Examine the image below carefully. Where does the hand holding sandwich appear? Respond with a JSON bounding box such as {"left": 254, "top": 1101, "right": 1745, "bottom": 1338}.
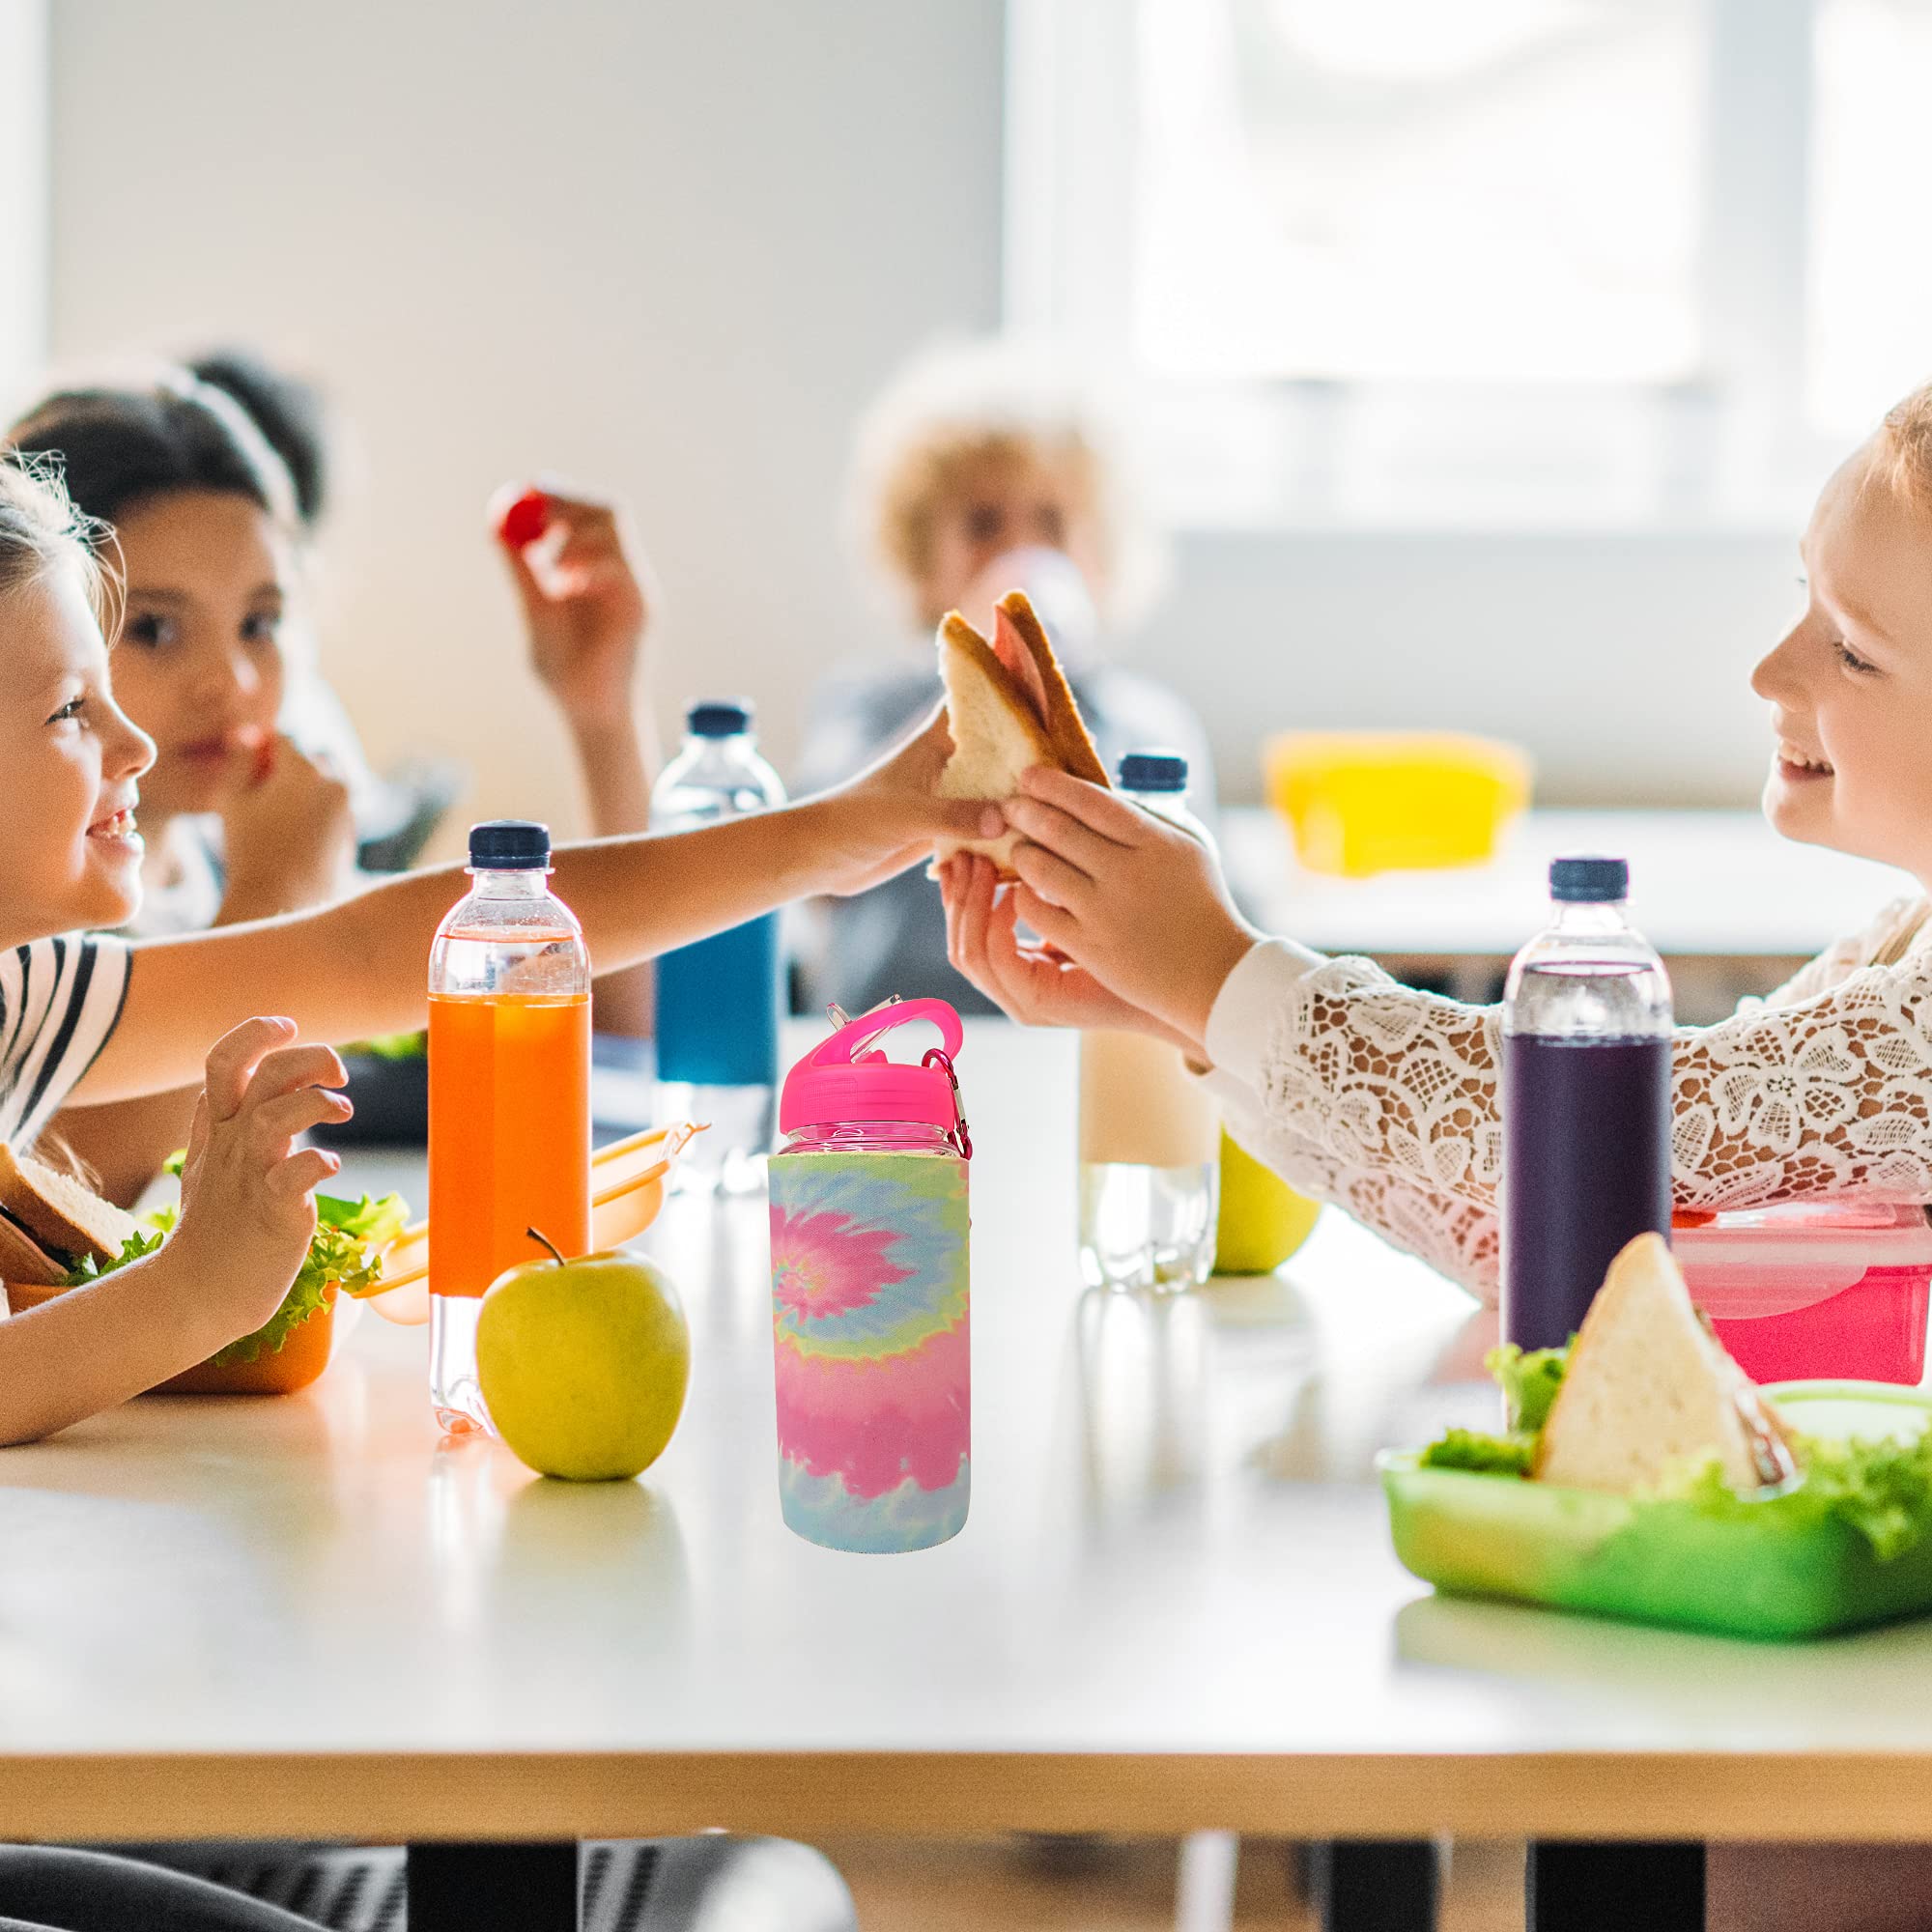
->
{"left": 0, "top": 1018, "right": 349, "bottom": 1444}
{"left": 929, "top": 587, "right": 1259, "bottom": 1046}
{"left": 805, "top": 705, "right": 1007, "bottom": 897}
{"left": 992, "top": 766, "right": 1262, "bottom": 1046}
{"left": 938, "top": 850, "right": 1202, "bottom": 1052}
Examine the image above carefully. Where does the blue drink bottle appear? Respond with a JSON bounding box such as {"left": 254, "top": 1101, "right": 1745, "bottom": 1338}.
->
{"left": 652, "top": 700, "right": 786, "bottom": 1193}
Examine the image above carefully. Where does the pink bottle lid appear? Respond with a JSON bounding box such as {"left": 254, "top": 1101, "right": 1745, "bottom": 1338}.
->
{"left": 780, "top": 998, "right": 969, "bottom": 1151}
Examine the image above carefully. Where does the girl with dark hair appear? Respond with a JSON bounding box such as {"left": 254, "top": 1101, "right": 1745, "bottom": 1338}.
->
{"left": 185, "top": 347, "right": 331, "bottom": 529}
{"left": 9, "top": 369, "right": 663, "bottom": 1197}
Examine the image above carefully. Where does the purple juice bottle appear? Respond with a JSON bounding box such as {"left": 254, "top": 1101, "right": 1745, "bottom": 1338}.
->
{"left": 1501, "top": 856, "right": 1673, "bottom": 1351}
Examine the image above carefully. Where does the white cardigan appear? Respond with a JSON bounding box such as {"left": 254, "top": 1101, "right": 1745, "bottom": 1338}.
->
{"left": 1197, "top": 897, "right": 1932, "bottom": 1304}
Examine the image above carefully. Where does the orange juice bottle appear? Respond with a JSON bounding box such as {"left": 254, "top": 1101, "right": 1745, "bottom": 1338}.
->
{"left": 427, "top": 820, "right": 591, "bottom": 1433}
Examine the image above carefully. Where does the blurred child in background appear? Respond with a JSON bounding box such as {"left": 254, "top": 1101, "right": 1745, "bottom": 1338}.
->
{"left": 794, "top": 337, "right": 1212, "bottom": 1017}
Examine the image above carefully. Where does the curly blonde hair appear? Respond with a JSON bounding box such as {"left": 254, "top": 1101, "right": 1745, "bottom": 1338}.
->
{"left": 848, "top": 337, "right": 1166, "bottom": 628}
{"left": 1879, "top": 382, "right": 1932, "bottom": 511}
{"left": 0, "top": 453, "right": 113, "bottom": 629}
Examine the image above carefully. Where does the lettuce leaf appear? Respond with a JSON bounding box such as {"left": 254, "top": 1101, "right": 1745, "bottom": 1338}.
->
{"left": 1657, "top": 1431, "right": 1932, "bottom": 1562}
{"left": 61, "top": 1217, "right": 172, "bottom": 1287}
{"left": 343, "top": 1030, "right": 427, "bottom": 1061}
{"left": 1418, "top": 1428, "right": 1537, "bottom": 1477}
{"left": 59, "top": 1191, "right": 410, "bottom": 1368}
{"left": 1485, "top": 1342, "right": 1569, "bottom": 1434}
{"left": 1412, "top": 1344, "right": 1566, "bottom": 1475}
{"left": 210, "top": 1190, "right": 411, "bottom": 1366}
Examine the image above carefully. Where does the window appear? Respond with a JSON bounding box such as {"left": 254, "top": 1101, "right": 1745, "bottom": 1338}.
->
{"left": 1007, "top": 0, "right": 1932, "bottom": 529}
{"left": 1809, "top": 0, "right": 1932, "bottom": 432}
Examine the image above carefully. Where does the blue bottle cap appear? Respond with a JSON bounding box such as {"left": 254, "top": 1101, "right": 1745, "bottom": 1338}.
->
{"left": 1117, "top": 750, "right": 1188, "bottom": 793}
{"left": 1550, "top": 855, "right": 1629, "bottom": 902}
{"left": 687, "top": 699, "right": 754, "bottom": 737}
{"left": 468, "top": 819, "right": 551, "bottom": 869}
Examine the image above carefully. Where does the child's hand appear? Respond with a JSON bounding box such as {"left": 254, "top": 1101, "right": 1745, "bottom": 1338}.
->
{"left": 491, "top": 480, "right": 655, "bottom": 734}
{"left": 938, "top": 854, "right": 1201, "bottom": 1050}
{"left": 1003, "top": 767, "right": 1261, "bottom": 1044}
{"left": 805, "top": 706, "right": 1007, "bottom": 895}
{"left": 220, "top": 734, "right": 358, "bottom": 919}
{"left": 169, "top": 1018, "right": 352, "bottom": 1340}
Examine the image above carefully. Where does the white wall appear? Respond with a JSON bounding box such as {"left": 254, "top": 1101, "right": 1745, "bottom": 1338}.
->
{"left": 45, "top": 0, "right": 1790, "bottom": 828}
{"left": 45, "top": 0, "right": 1006, "bottom": 846}
{"left": 1132, "top": 529, "right": 1794, "bottom": 809}
{"left": 0, "top": 0, "right": 49, "bottom": 391}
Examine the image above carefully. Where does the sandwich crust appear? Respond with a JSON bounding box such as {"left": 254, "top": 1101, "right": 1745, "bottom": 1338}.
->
{"left": 935, "top": 590, "right": 1109, "bottom": 878}
{"left": 0, "top": 1209, "right": 67, "bottom": 1287}
{"left": 0, "top": 1143, "right": 138, "bottom": 1264}
{"left": 993, "top": 590, "right": 1109, "bottom": 786}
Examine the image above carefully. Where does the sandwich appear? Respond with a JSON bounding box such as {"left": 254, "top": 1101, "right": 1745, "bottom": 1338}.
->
{"left": 0, "top": 1146, "right": 408, "bottom": 1396}
{"left": 1418, "top": 1233, "right": 1799, "bottom": 1493}
{"left": 1531, "top": 1233, "right": 1797, "bottom": 1494}
{"left": 935, "top": 587, "right": 1109, "bottom": 877}
{"left": 0, "top": 1143, "right": 140, "bottom": 1286}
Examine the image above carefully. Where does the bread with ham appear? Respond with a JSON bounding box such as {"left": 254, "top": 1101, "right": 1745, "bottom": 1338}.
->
{"left": 935, "top": 588, "right": 1109, "bottom": 877}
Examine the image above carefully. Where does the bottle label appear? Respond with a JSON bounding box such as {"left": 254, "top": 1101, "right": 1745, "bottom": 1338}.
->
{"left": 656, "top": 912, "right": 781, "bottom": 1085}
{"left": 768, "top": 1150, "right": 970, "bottom": 1552}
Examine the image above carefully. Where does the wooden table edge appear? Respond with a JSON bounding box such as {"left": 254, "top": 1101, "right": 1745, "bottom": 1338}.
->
{"left": 0, "top": 1751, "right": 1923, "bottom": 1842}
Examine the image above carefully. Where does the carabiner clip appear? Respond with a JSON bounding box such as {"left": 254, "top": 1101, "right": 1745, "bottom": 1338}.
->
{"left": 923, "top": 1046, "right": 973, "bottom": 1161}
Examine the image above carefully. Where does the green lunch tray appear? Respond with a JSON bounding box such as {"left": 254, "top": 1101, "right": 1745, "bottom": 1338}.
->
{"left": 1380, "top": 1381, "right": 1932, "bottom": 1641}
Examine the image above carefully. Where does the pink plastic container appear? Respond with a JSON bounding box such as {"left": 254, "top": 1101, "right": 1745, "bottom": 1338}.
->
{"left": 1676, "top": 1202, "right": 1932, "bottom": 1385}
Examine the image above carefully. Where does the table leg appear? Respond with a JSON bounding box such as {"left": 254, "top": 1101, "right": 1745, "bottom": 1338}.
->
{"left": 1310, "top": 1839, "right": 1440, "bottom": 1932}
{"left": 1526, "top": 1841, "right": 1704, "bottom": 1932}
{"left": 407, "top": 1841, "right": 581, "bottom": 1931}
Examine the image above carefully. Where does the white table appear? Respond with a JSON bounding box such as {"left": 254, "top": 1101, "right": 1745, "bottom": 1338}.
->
{"left": 1222, "top": 808, "right": 1918, "bottom": 1010}
{"left": 5, "top": 1023, "right": 1932, "bottom": 1925}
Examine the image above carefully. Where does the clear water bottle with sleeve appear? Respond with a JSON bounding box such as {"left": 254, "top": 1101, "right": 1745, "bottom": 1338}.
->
{"left": 1077, "top": 752, "right": 1221, "bottom": 1292}
{"left": 769, "top": 998, "right": 973, "bottom": 1551}
{"left": 652, "top": 700, "right": 787, "bottom": 1193}
{"left": 1501, "top": 855, "right": 1674, "bottom": 1351}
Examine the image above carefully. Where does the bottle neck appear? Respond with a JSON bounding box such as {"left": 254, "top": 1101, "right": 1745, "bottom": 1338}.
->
{"left": 465, "top": 867, "right": 552, "bottom": 901}
{"left": 782, "top": 1120, "right": 956, "bottom": 1156}
{"left": 689, "top": 730, "right": 754, "bottom": 755}
{"left": 1546, "top": 896, "right": 1634, "bottom": 937}
{"left": 1123, "top": 785, "right": 1191, "bottom": 827}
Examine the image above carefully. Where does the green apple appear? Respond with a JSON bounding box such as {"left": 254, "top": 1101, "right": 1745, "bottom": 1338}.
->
{"left": 1215, "top": 1130, "right": 1321, "bottom": 1275}
{"left": 476, "top": 1243, "right": 691, "bottom": 1482}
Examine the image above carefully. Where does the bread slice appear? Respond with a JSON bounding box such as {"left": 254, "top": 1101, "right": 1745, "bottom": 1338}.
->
{"left": 1534, "top": 1232, "right": 1796, "bottom": 1495}
{"left": 0, "top": 1207, "right": 69, "bottom": 1288}
{"left": 936, "top": 588, "right": 1108, "bottom": 877}
{"left": 0, "top": 1142, "right": 138, "bottom": 1265}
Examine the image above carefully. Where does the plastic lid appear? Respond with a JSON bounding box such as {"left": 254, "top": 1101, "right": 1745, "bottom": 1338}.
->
{"left": 1675, "top": 1200, "right": 1932, "bottom": 1249}
{"left": 1550, "top": 854, "right": 1628, "bottom": 902}
{"left": 468, "top": 819, "right": 551, "bottom": 868}
{"left": 780, "top": 999, "right": 965, "bottom": 1136}
{"left": 687, "top": 699, "right": 754, "bottom": 738}
{"left": 1118, "top": 750, "right": 1188, "bottom": 793}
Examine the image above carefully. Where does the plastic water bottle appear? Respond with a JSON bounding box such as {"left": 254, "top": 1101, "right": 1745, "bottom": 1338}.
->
{"left": 428, "top": 820, "right": 591, "bottom": 1433}
{"left": 652, "top": 700, "right": 786, "bottom": 1192}
{"left": 1077, "top": 753, "right": 1221, "bottom": 1292}
{"left": 1502, "top": 855, "right": 1673, "bottom": 1351}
